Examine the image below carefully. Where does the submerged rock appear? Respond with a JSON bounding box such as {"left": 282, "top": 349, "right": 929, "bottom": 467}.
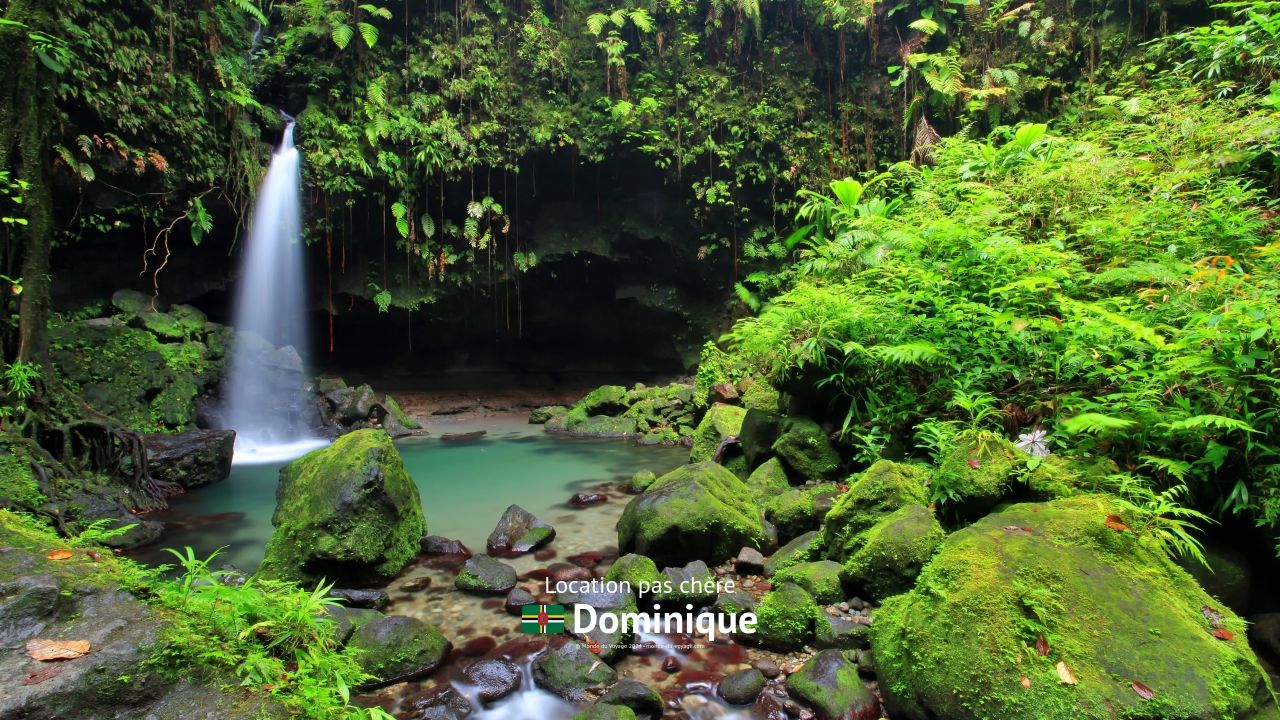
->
{"left": 486, "top": 504, "right": 556, "bottom": 556}
{"left": 349, "top": 615, "right": 450, "bottom": 689}
{"left": 257, "top": 429, "right": 426, "bottom": 584}
{"left": 143, "top": 429, "right": 235, "bottom": 489}
{"left": 617, "top": 461, "right": 765, "bottom": 567}
{"left": 871, "top": 495, "right": 1280, "bottom": 720}
{"left": 420, "top": 535, "right": 471, "bottom": 557}
{"left": 462, "top": 659, "right": 521, "bottom": 704}
{"left": 718, "top": 668, "right": 766, "bottom": 705}
{"left": 598, "top": 678, "right": 664, "bottom": 720}
{"left": 532, "top": 640, "right": 617, "bottom": 702}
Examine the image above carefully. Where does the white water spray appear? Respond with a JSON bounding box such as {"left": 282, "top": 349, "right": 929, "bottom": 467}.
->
{"left": 222, "top": 122, "right": 327, "bottom": 464}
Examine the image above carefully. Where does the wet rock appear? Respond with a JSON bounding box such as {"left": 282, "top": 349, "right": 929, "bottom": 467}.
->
{"left": 598, "top": 678, "right": 664, "bottom": 720}
{"left": 785, "top": 649, "right": 877, "bottom": 720}
{"left": 771, "top": 561, "right": 848, "bottom": 605}
{"left": 409, "top": 685, "right": 474, "bottom": 720}
{"left": 462, "top": 659, "right": 521, "bottom": 704}
{"left": 487, "top": 504, "right": 556, "bottom": 556}
{"left": 753, "top": 583, "right": 818, "bottom": 650}
{"left": 382, "top": 394, "right": 421, "bottom": 430}
{"left": 327, "top": 588, "right": 389, "bottom": 610}
{"left": 322, "top": 605, "right": 380, "bottom": 644}
{"left": 689, "top": 404, "right": 747, "bottom": 463}
{"left": 531, "top": 639, "right": 617, "bottom": 702}
{"left": 349, "top": 615, "right": 451, "bottom": 689}
{"left": 719, "top": 668, "right": 766, "bottom": 705}
{"left": 629, "top": 470, "right": 657, "bottom": 493}
{"left": 421, "top": 535, "right": 472, "bottom": 557}
{"left": 0, "top": 573, "right": 61, "bottom": 645}
{"left": 574, "top": 704, "right": 637, "bottom": 720}
{"left": 142, "top": 429, "right": 235, "bottom": 489}
{"left": 557, "top": 582, "right": 636, "bottom": 663}
{"left": 745, "top": 457, "right": 791, "bottom": 502}
{"left": 535, "top": 548, "right": 558, "bottom": 561}
{"left": 258, "top": 430, "right": 425, "bottom": 585}
{"left": 753, "top": 659, "right": 781, "bottom": 679}
{"left": 64, "top": 490, "right": 163, "bottom": 549}
{"left": 505, "top": 588, "right": 536, "bottom": 615}
{"left": 661, "top": 656, "right": 681, "bottom": 673}
{"left": 402, "top": 576, "right": 432, "bottom": 592}
{"left": 770, "top": 417, "right": 840, "bottom": 483}
{"left": 456, "top": 555, "right": 518, "bottom": 594}
{"left": 814, "top": 613, "right": 869, "bottom": 650}
{"left": 602, "top": 554, "right": 662, "bottom": 594}
{"left": 549, "top": 563, "right": 595, "bottom": 584}
{"left": 735, "top": 547, "right": 766, "bottom": 575}
{"left": 713, "top": 591, "right": 757, "bottom": 616}
{"left": 442, "top": 430, "right": 487, "bottom": 442}
{"left": 327, "top": 384, "right": 378, "bottom": 422}
{"left": 842, "top": 504, "right": 944, "bottom": 600}
{"left": 617, "top": 462, "right": 765, "bottom": 567}
{"left": 568, "top": 551, "right": 605, "bottom": 567}
{"left": 570, "top": 492, "right": 609, "bottom": 508}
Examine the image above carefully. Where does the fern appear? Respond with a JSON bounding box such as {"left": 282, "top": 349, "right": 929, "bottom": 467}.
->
{"left": 1059, "top": 412, "right": 1136, "bottom": 435}
{"left": 227, "top": 0, "right": 268, "bottom": 26}
{"left": 872, "top": 341, "right": 941, "bottom": 366}
{"left": 330, "top": 24, "right": 354, "bottom": 50}
{"left": 357, "top": 22, "right": 379, "bottom": 48}
{"left": 1160, "top": 415, "right": 1257, "bottom": 434}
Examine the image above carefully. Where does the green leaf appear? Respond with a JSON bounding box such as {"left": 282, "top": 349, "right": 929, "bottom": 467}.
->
{"left": 357, "top": 22, "right": 379, "bottom": 48}
{"left": 35, "top": 49, "right": 65, "bottom": 74}
{"left": 331, "top": 24, "right": 354, "bottom": 50}
{"left": 1160, "top": 415, "right": 1257, "bottom": 434}
{"left": 1058, "top": 413, "right": 1136, "bottom": 435}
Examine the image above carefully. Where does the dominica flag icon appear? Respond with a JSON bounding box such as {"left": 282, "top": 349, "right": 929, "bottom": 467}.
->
{"left": 520, "top": 604, "right": 566, "bottom": 634}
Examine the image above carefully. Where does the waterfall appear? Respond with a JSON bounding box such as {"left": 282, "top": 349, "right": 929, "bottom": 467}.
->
{"left": 221, "top": 122, "right": 327, "bottom": 464}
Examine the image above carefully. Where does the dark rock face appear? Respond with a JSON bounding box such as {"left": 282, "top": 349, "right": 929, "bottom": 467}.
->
{"left": 143, "top": 429, "right": 235, "bottom": 489}
{"left": 420, "top": 536, "right": 472, "bottom": 557}
{"left": 598, "top": 679, "right": 665, "bottom": 720}
{"left": 407, "top": 684, "right": 474, "bottom": 720}
{"left": 735, "top": 547, "right": 766, "bottom": 575}
{"left": 531, "top": 640, "right": 617, "bottom": 702}
{"left": 326, "top": 384, "right": 378, "bottom": 422}
{"left": 785, "top": 650, "right": 879, "bottom": 720}
{"left": 462, "top": 659, "right": 521, "bottom": 704}
{"left": 719, "top": 668, "right": 766, "bottom": 705}
{"left": 348, "top": 615, "right": 451, "bottom": 689}
{"left": 486, "top": 505, "right": 556, "bottom": 556}
{"left": 655, "top": 560, "right": 717, "bottom": 606}
{"left": 455, "top": 555, "right": 518, "bottom": 594}
{"left": 64, "top": 490, "right": 164, "bottom": 549}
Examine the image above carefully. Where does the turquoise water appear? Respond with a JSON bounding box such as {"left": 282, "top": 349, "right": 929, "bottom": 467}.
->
{"left": 141, "top": 415, "right": 687, "bottom": 571}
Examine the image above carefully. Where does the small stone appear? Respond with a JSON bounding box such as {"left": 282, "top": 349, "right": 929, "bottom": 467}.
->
{"left": 837, "top": 602, "right": 850, "bottom": 612}
{"left": 754, "top": 659, "right": 781, "bottom": 679}
{"left": 455, "top": 555, "right": 518, "bottom": 594}
{"left": 462, "top": 658, "right": 521, "bottom": 704}
{"left": 718, "top": 668, "right": 766, "bottom": 705}
{"left": 735, "top": 547, "right": 767, "bottom": 575}
{"left": 661, "top": 656, "right": 681, "bottom": 673}
{"left": 569, "top": 492, "right": 609, "bottom": 508}
{"left": 402, "top": 576, "right": 432, "bottom": 592}
{"left": 505, "top": 588, "right": 536, "bottom": 615}
{"left": 421, "top": 536, "right": 472, "bottom": 557}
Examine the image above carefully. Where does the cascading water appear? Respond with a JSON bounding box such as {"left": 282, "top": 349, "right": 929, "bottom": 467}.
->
{"left": 221, "top": 121, "right": 328, "bottom": 464}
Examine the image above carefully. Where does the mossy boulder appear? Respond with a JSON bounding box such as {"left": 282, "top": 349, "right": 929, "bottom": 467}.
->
{"left": 753, "top": 582, "right": 819, "bottom": 650}
{"left": 871, "top": 495, "right": 1280, "bottom": 720}
{"left": 532, "top": 640, "right": 618, "bottom": 702}
{"left": 629, "top": 470, "right": 657, "bottom": 492}
{"left": 381, "top": 394, "right": 420, "bottom": 430}
{"left": 771, "top": 417, "right": 840, "bottom": 482}
{"left": 821, "top": 460, "right": 928, "bottom": 563}
{"left": 603, "top": 554, "right": 662, "bottom": 594}
{"left": 348, "top": 615, "right": 450, "bottom": 688}
{"left": 598, "top": 678, "right": 664, "bottom": 719}
{"left": 843, "top": 504, "right": 944, "bottom": 599}
{"left": 689, "top": 404, "right": 747, "bottom": 463}
{"left": 617, "top": 461, "right": 765, "bottom": 566}
{"left": 739, "top": 377, "right": 781, "bottom": 413}
{"left": 765, "top": 483, "right": 841, "bottom": 541}
{"left": 785, "top": 649, "right": 878, "bottom": 720}
{"left": 258, "top": 430, "right": 425, "bottom": 584}
{"left": 933, "top": 431, "right": 1023, "bottom": 515}
{"left": 764, "top": 530, "right": 820, "bottom": 577}
{"left": 772, "top": 560, "right": 848, "bottom": 604}
{"left": 529, "top": 405, "right": 568, "bottom": 424}
{"left": 654, "top": 560, "right": 717, "bottom": 605}
{"left": 576, "top": 385, "right": 629, "bottom": 415}
{"left": 745, "top": 457, "right": 791, "bottom": 501}
{"left": 455, "top": 554, "right": 518, "bottom": 594}
{"left": 719, "top": 668, "right": 767, "bottom": 705}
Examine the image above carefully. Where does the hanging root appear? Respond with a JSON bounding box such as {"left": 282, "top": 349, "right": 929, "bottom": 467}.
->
{"left": 38, "top": 420, "right": 179, "bottom": 512}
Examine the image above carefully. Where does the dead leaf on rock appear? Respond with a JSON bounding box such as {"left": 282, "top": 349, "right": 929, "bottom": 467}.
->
{"left": 1211, "top": 628, "right": 1234, "bottom": 641}
{"left": 1104, "top": 515, "right": 1129, "bottom": 532}
{"left": 86, "top": 550, "right": 102, "bottom": 562}
{"left": 1202, "top": 605, "right": 1224, "bottom": 627}
{"left": 1056, "top": 661, "right": 1078, "bottom": 685}
{"left": 1132, "top": 680, "right": 1155, "bottom": 700}
{"left": 26, "top": 639, "right": 91, "bottom": 661}
{"left": 1020, "top": 675, "right": 1032, "bottom": 689}
{"left": 20, "top": 665, "right": 64, "bottom": 686}
{"left": 44, "top": 549, "right": 72, "bottom": 561}
{"left": 1036, "top": 633, "right": 1050, "bottom": 657}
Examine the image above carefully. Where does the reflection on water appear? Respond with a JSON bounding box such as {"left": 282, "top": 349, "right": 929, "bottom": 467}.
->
{"left": 138, "top": 414, "right": 686, "bottom": 571}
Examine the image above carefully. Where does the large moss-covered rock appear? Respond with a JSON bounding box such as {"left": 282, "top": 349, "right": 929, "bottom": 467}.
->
{"left": 765, "top": 483, "right": 841, "bottom": 541}
{"left": 772, "top": 560, "right": 848, "bottom": 604}
{"left": 745, "top": 457, "right": 791, "bottom": 501}
{"left": 617, "top": 462, "right": 765, "bottom": 566}
{"left": 771, "top": 417, "right": 840, "bottom": 482}
{"left": 532, "top": 640, "right": 618, "bottom": 702}
{"left": 689, "top": 404, "right": 747, "bottom": 463}
{"left": 603, "top": 553, "right": 662, "bottom": 593}
{"left": 764, "top": 530, "right": 820, "bottom": 577}
{"left": 753, "top": 582, "right": 819, "bottom": 650}
{"left": 871, "top": 495, "right": 1280, "bottom": 720}
{"left": 258, "top": 430, "right": 426, "bottom": 584}
{"left": 843, "top": 504, "right": 944, "bottom": 599}
{"left": 348, "top": 615, "right": 450, "bottom": 688}
{"left": 933, "top": 431, "right": 1023, "bottom": 515}
{"left": 822, "top": 460, "right": 928, "bottom": 563}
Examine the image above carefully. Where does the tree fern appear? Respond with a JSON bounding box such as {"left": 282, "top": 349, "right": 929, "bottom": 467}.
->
{"left": 330, "top": 24, "right": 354, "bottom": 50}
{"left": 226, "top": 0, "right": 268, "bottom": 26}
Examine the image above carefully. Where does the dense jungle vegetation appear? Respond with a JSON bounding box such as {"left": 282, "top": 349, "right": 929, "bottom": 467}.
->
{"left": 4, "top": 0, "right": 1280, "bottom": 716}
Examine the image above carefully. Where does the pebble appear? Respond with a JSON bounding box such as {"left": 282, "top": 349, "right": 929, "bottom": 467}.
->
{"left": 754, "top": 659, "right": 781, "bottom": 679}
{"left": 662, "top": 656, "right": 682, "bottom": 673}
{"left": 837, "top": 602, "right": 850, "bottom": 612}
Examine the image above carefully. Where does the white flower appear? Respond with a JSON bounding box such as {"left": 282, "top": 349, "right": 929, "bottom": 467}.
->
{"left": 1015, "top": 428, "right": 1050, "bottom": 458}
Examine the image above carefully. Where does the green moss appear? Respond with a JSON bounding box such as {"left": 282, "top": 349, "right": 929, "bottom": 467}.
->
{"left": 629, "top": 470, "right": 657, "bottom": 492}
{"left": 603, "top": 553, "right": 662, "bottom": 592}
{"left": 843, "top": 504, "right": 944, "bottom": 600}
{"left": 0, "top": 441, "right": 46, "bottom": 511}
{"left": 740, "top": 377, "right": 781, "bottom": 413}
{"left": 870, "top": 495, "right": 1278, "bottom": 720}
{"left": 574, "top": 704, "right": 637, "bottom": 720}
{"left": 821, "top": 460, "right": 929, "bottom": 563}
{"left": 933, "top": 431, "right": 1022, "bottom": 513}
{"left": 765, "top": 530, "right": 821, "bottom": 576}
{"left": 771, "top": 417, "right": 840, "bottom": 482}
{"left": 689, "top": 404, "right": 747, "bottom": 463}
{"left": 617, "top": 461, "right": 765, "bottom": 566}
{"left": 754, "top": 582, "right": 819, "bottom": 650}
{"left": 785, "top": 650, "right": 874, "bottom": 720}
{"left": 765, "top": 483, "right": 840, "bottom": 540}
{"left": 382, "top": 395, "right": 420, "bottom": 429}
{"left": 772, "top": 560, "right": 848, "bottom": 604}
{"left": 258, "top": 430, "right": 426, "bottom": 583}
{"left": 746, "top": 457, "right": 791, "bottom": 501}
{"left": 347, "top": 616, "right": 449, "bottom": 684}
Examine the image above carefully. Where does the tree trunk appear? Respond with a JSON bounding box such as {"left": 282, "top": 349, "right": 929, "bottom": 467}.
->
{"left": 0, "top": 0, "right": 57, "bottom": 366}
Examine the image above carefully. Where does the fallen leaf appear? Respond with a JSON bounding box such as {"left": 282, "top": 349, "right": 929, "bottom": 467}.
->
{"left": 1036, "top": 633, "right": 1050, "bottom": 657}
{"left": 1104, "top": 514, "right": 1129, "bottom": 532}
{"left": 26, "top": 639, "right": 91, "bottom": 661}
{"left": 1211, "top": 628, "right": 1234, "bottom": 641}
{"left": 1020, "top": 675, "right": 1032, "bottom": 689}
{"left": 1202, "top": 605, "right": 1224, "bottom": 627}
{"left": 44, "top": 549, "right": 72, "bottom": 561}
{"left": 20, "top": 665, "right": 65, "bottom": 685}
{"left": 1132, "top": 680, "right": 1155, "bottom": 700}
{"left": 86, "top": 551, "right": 102, "bottom": 562}
{"left": 967, "top": 458, "right": 981, "bottom": 469}
{"left": 1056, "top": 661, "right": 1078, "bottom": 685}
